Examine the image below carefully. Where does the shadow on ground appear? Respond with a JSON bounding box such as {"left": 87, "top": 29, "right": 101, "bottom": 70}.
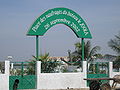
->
{"left": 115, "top": 88, "right": 120, "bottom": 90}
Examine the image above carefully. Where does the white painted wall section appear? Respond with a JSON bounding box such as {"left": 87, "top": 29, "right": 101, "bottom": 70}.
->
{"left": 36, "top": 61, "right": 87, "bottom": 89}
{"left": 0, "top": 61, "right": 10, "bottom": 90}
{"left": 38, "top": 73, "right": 86, "bottom": 89}
{"left": 109, "top": 62, "right": 120, "bottom": 88}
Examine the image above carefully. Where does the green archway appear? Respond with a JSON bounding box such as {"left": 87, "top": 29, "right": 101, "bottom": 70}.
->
{"left": 27, "top": 7, "right": 92, "bottom": 38}
{"left": 27, "top": 7, "right": 92, "bottom": 60}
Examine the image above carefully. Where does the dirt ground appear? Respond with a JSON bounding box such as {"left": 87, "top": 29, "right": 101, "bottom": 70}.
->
{"left": 19, "top": 88, "right": 89, "bottom": 90}
{"left": 18, "top": 88, "right": 120, "bottom": 90}
{"left": 19, "top": 88, "right": 120, "bottom": 90}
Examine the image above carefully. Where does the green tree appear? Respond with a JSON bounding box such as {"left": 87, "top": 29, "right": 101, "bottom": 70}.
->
{"left": 27, "top": 53, "right": 61, "bottom": 74}
{"left": 27, "top": 60, "right": 36, "bottom": 75}
{"left": 104, "top": 32, "right": 120, "bottom": 69}
{"left": 71, "top": 40, "right": 102, "bottom": 63}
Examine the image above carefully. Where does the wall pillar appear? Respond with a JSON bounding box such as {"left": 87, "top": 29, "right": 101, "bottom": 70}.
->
{"left": 11, "top": 63, "right": 14, "bottom": 69}
{"left": 109, "top": 62, "right": 113, "bottom": 85}
{"left": 83, "top": 61, "right": 87, "bottom": 88}
{"left": 5, "top": 61, "right": 10, "bottom": 75}
{"left": 109, "top": 62, "right": 113, "bottom": 78}
{"left": 3, "top": 61, "right": 10, "bottom": 90}
{"left": 37, "top": 61, "right": 41, "bottom": 89}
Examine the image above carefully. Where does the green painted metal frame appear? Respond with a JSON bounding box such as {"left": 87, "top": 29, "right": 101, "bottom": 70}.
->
{"left": 36, "top": 35, "right": 39, "bottom": 60}
{"left": 9, "top": 75, "right": 36, "bottom": 90}
{"left": 9, "top": 62, "right": 36, "bottom": 90}
{"left": 81, "top": 38, "right": 84, "bottom": 61}
{"left": 87, "top": 62, "right": 109, "bottom": 86}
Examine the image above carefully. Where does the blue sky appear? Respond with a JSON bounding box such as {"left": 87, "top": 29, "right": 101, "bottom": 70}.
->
{"left": 0, "top": 0, "right": 120, "bottom": 61}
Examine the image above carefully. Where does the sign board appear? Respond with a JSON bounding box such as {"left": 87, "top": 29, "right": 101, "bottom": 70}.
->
{"left": 27, "top": 8, "right": 92, "bottom": 38}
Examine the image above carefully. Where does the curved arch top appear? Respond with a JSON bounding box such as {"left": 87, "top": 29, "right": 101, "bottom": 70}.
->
{"left": 27, "top": 7, "right": 92, "bottom": 38}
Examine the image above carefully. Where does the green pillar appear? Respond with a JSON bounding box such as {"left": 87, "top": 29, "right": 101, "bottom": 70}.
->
{"left": 36, "top": 35, "right": 39, "bottom": 60}
{"left": 96, "top": 62, "right": 99, "bottom": 74}
{"left": 21, "top": 62, "right": 24, "bottom": 77}
{"left": 81, "top": 38, "right": 84, "bottom": 61}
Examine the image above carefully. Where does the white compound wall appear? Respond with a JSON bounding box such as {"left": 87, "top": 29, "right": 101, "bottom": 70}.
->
{"left": 0, "top": 61, "right": 9, "bottom": 90}
{"left": 36, "top": 61, "right": 87, "bottom": 89}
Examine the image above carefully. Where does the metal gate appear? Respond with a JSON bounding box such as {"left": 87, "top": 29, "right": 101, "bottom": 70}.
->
{"left": 9, "top": 62, "right": 36, "bottom": 90}
{"left": 87, "top": 62, "right": 109, "bottom": 85}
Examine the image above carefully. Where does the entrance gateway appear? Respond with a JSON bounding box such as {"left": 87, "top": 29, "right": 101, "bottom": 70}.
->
{"left": 10, "top": 7, "right": 93, "bottom": 90}
{"left": 27, "top": 7, "right": 92, "bottom": 61}
{"left": 28, "top": 7, "right": 92, "bottom": 89}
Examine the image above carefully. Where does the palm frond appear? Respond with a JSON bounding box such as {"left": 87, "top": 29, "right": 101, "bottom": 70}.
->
{"left": 108, "top": 39, "right": 120, "bottom": 54}
{"left": 115, "top": 35, "right": 120, "bottom": 41}
{"left": 84, "top": 41, "right": 91, "bottom": 58}
{"left": 72, "top": 40, "right": 101, "bottom": 63}
{"left": 74, "top": 42, "right": 82, "bottom": 51}
{"left": 89, "top": 46, "right": 101, "bottom": 58}
{"left": 94, "top": 54, "right": 103, "bottom": 59}
{"left": 85, "top": 40, "right": 91, "bottom": 52}
{"left": 113, "top": 56, "right": 120, "bottom": 68}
